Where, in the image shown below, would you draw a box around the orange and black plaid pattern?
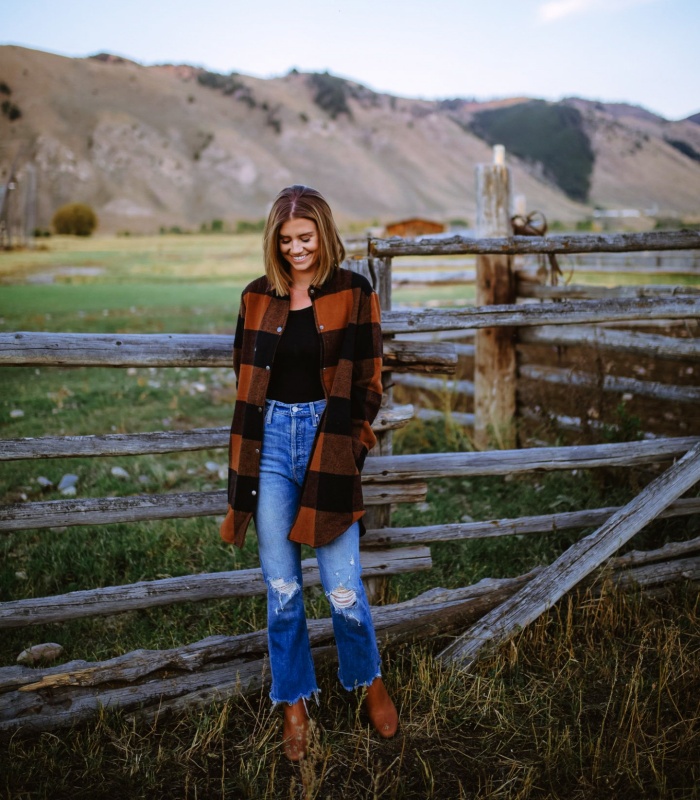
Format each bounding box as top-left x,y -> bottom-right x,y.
220,267 -> 383,548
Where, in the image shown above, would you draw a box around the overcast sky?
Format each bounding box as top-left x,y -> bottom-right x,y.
3,0 -> 698,120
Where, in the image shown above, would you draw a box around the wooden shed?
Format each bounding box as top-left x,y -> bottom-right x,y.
385,218 -> 446,238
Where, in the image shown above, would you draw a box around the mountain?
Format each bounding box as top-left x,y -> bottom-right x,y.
1,46 -> 698,233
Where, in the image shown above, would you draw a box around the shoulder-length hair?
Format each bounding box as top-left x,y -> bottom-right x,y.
263,185 -> 345,296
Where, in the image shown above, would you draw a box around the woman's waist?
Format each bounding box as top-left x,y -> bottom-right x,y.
264,398 -> 326,417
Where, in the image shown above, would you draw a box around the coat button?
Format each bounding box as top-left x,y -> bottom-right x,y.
265,365 -> 270,370
319,324 -> 324,330
251,490 -> 256,496
258,406 -> 263,412
255,448 -> 260,454
276,326 -> 282,332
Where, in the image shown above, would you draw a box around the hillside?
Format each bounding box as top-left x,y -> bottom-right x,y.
1,46 -> 698,233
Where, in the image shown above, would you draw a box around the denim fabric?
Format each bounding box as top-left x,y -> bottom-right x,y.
254,398 -> 382,705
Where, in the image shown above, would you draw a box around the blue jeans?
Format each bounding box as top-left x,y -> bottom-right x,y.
254,398 -> 382,705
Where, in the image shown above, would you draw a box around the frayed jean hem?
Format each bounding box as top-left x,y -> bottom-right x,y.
270,688 -> 320,709
339,668 -> 382,694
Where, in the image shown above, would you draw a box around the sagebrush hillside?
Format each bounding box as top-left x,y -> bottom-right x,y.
1,46 -> 699,232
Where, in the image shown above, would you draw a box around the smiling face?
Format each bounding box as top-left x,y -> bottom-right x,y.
278,217 -> 320,285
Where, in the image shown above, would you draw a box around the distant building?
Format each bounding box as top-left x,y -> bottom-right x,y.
384,218 -> 446,238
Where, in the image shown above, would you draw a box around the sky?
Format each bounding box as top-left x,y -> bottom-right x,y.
2,0 -> 699,120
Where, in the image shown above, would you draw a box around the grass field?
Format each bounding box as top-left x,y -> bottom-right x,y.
1,235 -> 698,798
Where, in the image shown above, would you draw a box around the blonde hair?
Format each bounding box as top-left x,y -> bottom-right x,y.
263,185 -> 345,296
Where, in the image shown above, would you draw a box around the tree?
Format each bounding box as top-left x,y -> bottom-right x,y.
52,203 -> 98,236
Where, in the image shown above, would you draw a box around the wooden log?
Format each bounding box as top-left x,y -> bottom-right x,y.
520,326 -> 700,361
393,270 -> 476,285
3,439 -> 696,533
393,258 -> 476,269
474,162 -> 516,449
0,332 -> 453,372
0,546 -> 432,629
0,482 -> 427,532
0,575 -> 537,731
597,319 -> 699,330
517,282 -> 700,301
0,405 -> 415,462
381,295 -> 700,335
0,428 -> 228,461
0,657 -> 269,732
361,437 -> 699,483
361,497 -> 700,547
415,408 -> 475,427
370,230 -> 700,257
3,298 -> 698,368
3,550 -> 699,731
393,373 -> 475,396
609,534 -> 700,569
605,555 -> 700,589
1,576 -> 538,695
548,251 -> 700,268
519,364 -> 700,404
383,340 -> 457,373
354,256 -> 395,603
438,441 -> 700,668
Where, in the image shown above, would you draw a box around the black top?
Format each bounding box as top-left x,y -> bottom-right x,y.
266,305 -> 325,402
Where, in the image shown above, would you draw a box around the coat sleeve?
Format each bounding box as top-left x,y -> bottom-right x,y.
220,290 -> 247,543
351,288 -> 383,471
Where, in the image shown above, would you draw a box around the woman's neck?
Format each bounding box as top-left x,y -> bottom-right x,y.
289,281 -> 313,310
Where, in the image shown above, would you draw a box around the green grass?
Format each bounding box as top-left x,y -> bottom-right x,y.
0,235 -> 698,798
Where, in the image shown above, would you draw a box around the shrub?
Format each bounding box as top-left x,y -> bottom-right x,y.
200,219 -> 224,233
235,219 -> 265,234
665,138 -> 700,163
1,99 -> 21,121
469,100 -> 594,202
51,203 -> 98,236
307,72 -> 351,119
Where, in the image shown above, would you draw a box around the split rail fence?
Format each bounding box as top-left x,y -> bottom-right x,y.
1,166 -> 700,731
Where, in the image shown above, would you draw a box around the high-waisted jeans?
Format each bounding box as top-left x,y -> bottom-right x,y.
254,398 -> 382,705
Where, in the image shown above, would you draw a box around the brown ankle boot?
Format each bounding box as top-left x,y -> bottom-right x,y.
282,699 -> 309,761
364,677 -> 399,738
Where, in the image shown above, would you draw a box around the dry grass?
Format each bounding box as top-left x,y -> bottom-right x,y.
3,584 -> 698,799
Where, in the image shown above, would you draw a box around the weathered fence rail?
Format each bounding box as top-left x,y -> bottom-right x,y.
3,438 -> 696,533
0,547 -> 433,629
0,332 -> 457,373
370,230 -> 700,257
519,325 -> 699,360
0,483 -> 429,532
439,441 -> 700,667
2,545 -> 697,732
0,405 -> 415,461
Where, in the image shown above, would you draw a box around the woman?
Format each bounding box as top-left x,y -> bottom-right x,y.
220,185 -> 398,761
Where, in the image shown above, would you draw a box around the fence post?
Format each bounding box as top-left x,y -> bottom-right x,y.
474,147 -> 517,449
345,256 -> 393,604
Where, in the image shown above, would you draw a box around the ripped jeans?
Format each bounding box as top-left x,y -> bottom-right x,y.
254,398 -> 382,705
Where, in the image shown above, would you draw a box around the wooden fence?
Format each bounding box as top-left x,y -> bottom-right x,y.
1,162 -> 700,731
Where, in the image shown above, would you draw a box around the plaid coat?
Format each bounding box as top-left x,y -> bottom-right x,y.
219,267 -> 383,548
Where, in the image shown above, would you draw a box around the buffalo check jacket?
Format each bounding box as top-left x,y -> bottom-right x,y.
219,267 -> 383,549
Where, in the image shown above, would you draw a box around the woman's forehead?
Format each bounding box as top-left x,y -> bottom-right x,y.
279,217 -> 318,238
